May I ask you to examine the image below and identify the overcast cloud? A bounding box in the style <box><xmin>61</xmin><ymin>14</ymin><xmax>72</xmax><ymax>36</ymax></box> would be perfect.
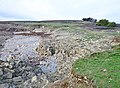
<box><xmin>0</xmin><ymin>0</ymin><xmax>120</xmax><ymax>22</ymax></box>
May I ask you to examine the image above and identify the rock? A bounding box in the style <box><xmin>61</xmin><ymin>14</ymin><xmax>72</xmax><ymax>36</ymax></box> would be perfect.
<box><xmin>26</xmin><ymin>72</ymin><xmax>35</xmax><ymax>80</ymax></box>
<box><xmin>9</xmin><ymin>60</ymin><xmax>15</xmax><ymax>67</ymax></box>
<box><xmin>7</xmin><ymin>54</ymin><xmax>16</xmax><ymax>62</ymax></box>
<box><xmin>49</xmin><ymin>46</ymin><xmax>55</xmax><ymax>55</ymax></box>
<box><xmin>2</xmin><ymin>79</ymin><xmax>13</xmax><ymax>83</ymax></box>
<box><xmin>3</xmin><ymin>62</ymin><xmax>9</xmax><ymax>67</ymax></box>
<box><xmin>0</xmin><ymin>83</ymin><xmax>9</xmax><ymax>88</ymax></box>
<box><xmin>13</xmin><ymin>76</ymin><xmax>23</xmax><ymax>83</ymax></box>
<box><xmin>15</xmin><ymin>60</ymin><xmax>26</xmax><ymax>68</ymax></box>
<box><xmin>4</xmin><ymin>68</ymin><xmax>14</xmax><ymax>73</ymax></box>
<box><xmin>0</xmin><ymin>68</ymin><xmax>3</xmax><ymax>75</ymax></box>
<box><xmin>13</xmin><ymin>68</ymin><xmax>23</xmax><ymax>77</ymax></box>
<box><xmin>23</xmin><ymin>66</ymin><xmax>32</xmax><ymax>71</ymax></box>
<box><xmin>19</xmin><ymin>80</ymin><xmax>31</xmax><ymax>88</ymax></box>
<box><xmin>31</xmin><ymin>76</ymin><xmax>37</xmax><ymax>82</ymax></box>
<box><xmin>34</xmin><ymin>67</ymin><xmax>43</xmax><ymax>75</ymax></box>
<box><xmin>4</xmin><ymin>72</ymin><xmax>12</xmax><ymax>79</ymax></box>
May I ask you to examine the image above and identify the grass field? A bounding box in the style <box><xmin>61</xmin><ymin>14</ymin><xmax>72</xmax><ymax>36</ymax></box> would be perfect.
<box><xmin>73</xmin><ymin>44</ymin><xmax>120</xmax><ymax>88</ymax></box>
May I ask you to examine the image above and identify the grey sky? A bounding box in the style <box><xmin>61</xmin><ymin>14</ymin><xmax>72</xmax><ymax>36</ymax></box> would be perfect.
<box><xmin>0</xmin><ymin>0</ymin><xmax>120</xmax><ymax>22</ymax></box>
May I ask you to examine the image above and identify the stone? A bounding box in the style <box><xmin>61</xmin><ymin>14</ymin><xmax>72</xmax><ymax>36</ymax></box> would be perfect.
<box><xmin>7</xmin><ymin>54</ymin><xmax>16</xmax><ymax>62</ymax></box>
<box><xmin>31</xmin><ymin>76</ymin><xmax>37</xmax><ymax>82</ymax></box>
<box><xmin>4</xmin><ymin>68</ymin><xmax>14</xmax><ymax>73</ymax></box>
<box><xmin>23</xmin><ymin>66</ymin><xmax>32</xmax><ymax>71</ymax></box>
<box><xmin>13</xmin><ymin>67</ymin><xmax>23</xmax><ymax>77</ymax></box>
<box><xmin>16</xmin><ymin>60</ymin><xmax>26</xmax><ymax>68</ymax></box>
<box><xmin>8</xmin><ymin>64</ymin><xmax>13</xmax><ymax>69</ymax></box>
<box><xmin>27</xmin><ymin>72</ymin><xmax>35</xmax><ymax>80</ymax></box>
<box><xmin>19</xmin><ymin>80</ymin><xmax>32</xmax><ymax>88</ymax></box>
<box><xmin>3</xmin><ymin>62</ymin><xmax>9</xmax><ymax>67</ymax></box>
<box><xmin>49</xmin><ymin>46</ymin><xmax>55</xmax><ymax>55</ymax></box>
<box><xmin>0</xmin><ymin>83</ymin><xmax>9</xmax><ymax>88</ymax></box>
<box><xmin>2</xmin><ymin>79</ymin><xmax>13</xmax><ymax>83</ymax></box>
<box><xmin>0</xmin><ymin>68</ymin><xmax>3</xmax><ymax>75</ymax></box>
<box><xmin>4</xmin><ymin>72</ymin><xmax>12</xmax><ymax>79</ymax></box>
<box><xmin>13</xmin><ymin>76</ymin><xmax>23</xmax><ymax>82</ymax></box>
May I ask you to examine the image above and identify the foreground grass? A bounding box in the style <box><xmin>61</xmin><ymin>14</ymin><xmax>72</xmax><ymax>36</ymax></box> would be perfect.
<box><xmin>73</xmin><ymin>45</ymin><xmax>120</xmax><ymax>88</ymax></box>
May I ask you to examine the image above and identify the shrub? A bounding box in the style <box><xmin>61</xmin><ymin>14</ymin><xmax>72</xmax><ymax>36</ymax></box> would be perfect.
<box><xmin>107</xmin><ymin>22</ymin><xmax>116</xmax><ymax>27</ymax></box>
<box><xmin>96</xmin><ymin>19</ymin><xmax>109</xmax><ymax>26</ymax></box>
<box><xmin>97</xmin><ymin>19</ymin><xmax>117</xmax><ymax>27</ymax></box>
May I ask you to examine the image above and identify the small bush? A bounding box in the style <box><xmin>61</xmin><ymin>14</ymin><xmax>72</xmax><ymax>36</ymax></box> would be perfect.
<box><xmin>96</xmin><ymin>19</ymin><xmax>109</xmax><ymax>26</ymax></box>
<box><xmin>96</xmin><ymin>19</ymin><xmax>117</xmax><ymax>27</ymax></box>
<box><xmin>107</xmin><ymin>22</ymin><xmax>116</xmax><ymax>27</ymax></box>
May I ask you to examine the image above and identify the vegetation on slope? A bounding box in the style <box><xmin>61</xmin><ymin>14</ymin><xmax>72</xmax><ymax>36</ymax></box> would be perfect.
<box><xmin>73</xmin><ymin>44</ymin><xmax>120</xmax><ymax>88</ymax></box>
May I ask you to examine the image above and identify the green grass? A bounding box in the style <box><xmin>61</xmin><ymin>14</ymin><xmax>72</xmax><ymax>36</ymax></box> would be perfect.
<box><xmin>73</xmin><ymin>44</ymin><xmax>120</xmax><ymax>88</ymax></box>
<box><xmin>26</xmin><ymin>22</ymin><xmax>80</xmax><ymax>29</ymax></box>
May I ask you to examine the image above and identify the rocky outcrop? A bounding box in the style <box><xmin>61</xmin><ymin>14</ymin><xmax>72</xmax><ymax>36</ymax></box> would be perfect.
<box><xmin>0</xmin><ymin>58</ymin><xmax>45</xmax><ymax>87</ymax></box>
<box><xmin>0</xmin><ymin>21</ymin><xmax>119</xmax><ymax>88</ymax></box>
<box><xmin>36</xmin><ymin>29</ymin><xmax>116</xmax><ymax>88</ymax></box>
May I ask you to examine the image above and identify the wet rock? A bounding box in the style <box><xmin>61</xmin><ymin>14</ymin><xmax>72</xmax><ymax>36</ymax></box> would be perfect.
<box><xmin>0</xmin><ymin>83</ymin><xmax>9</xmax><ymax>88</ymax></box>
<box><xmin>0</xmin><ymin>68</ymin><xmax>3</xmax><ymax>75</ymax></box>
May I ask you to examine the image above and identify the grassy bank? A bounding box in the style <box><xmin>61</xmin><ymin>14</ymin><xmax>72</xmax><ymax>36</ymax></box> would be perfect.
<box><xmin>73</xmin><ymin>44</ymin><xmax>120</xmax><ymax>88</ymax></box>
